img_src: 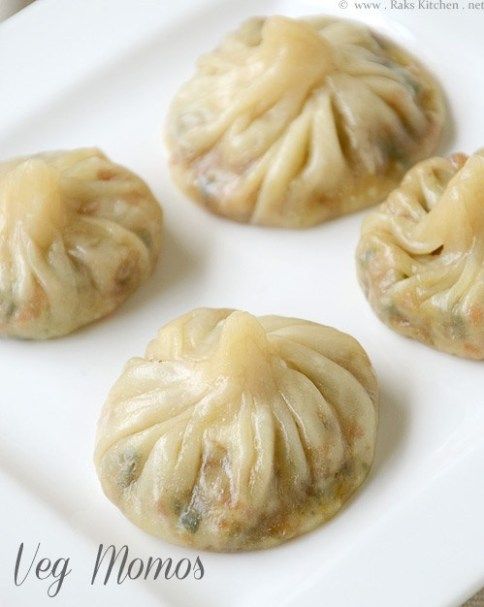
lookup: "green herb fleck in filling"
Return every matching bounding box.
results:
[447,314,466,341]
[180,508,201,533]
[118,449,140,488]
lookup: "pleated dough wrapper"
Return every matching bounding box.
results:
[0,148,162,339]
[166,15,445,228]
[357,150,484,359]
[95,308,378,551]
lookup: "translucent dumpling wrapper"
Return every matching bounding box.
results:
[0,148,162,339]
[356,150,484,359]
[94,308,378,551]
[166,15,445,228]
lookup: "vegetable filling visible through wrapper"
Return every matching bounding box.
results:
[166,15,445,228]
[95,308,378,551]
[0,148,162,339]
[357,151,484,359]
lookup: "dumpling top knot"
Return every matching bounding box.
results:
[255,16,333,87]
[413,151,484,251]
[0,159,66,249]
[207,311,272,388]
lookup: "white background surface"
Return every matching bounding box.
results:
[0,1,483,606]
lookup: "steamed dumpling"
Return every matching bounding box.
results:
[166,15,445,228]
[357,151,484,359]
[0,148,162,339]
[95,308,378,551]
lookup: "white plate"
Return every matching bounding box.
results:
[0,1,483,606]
